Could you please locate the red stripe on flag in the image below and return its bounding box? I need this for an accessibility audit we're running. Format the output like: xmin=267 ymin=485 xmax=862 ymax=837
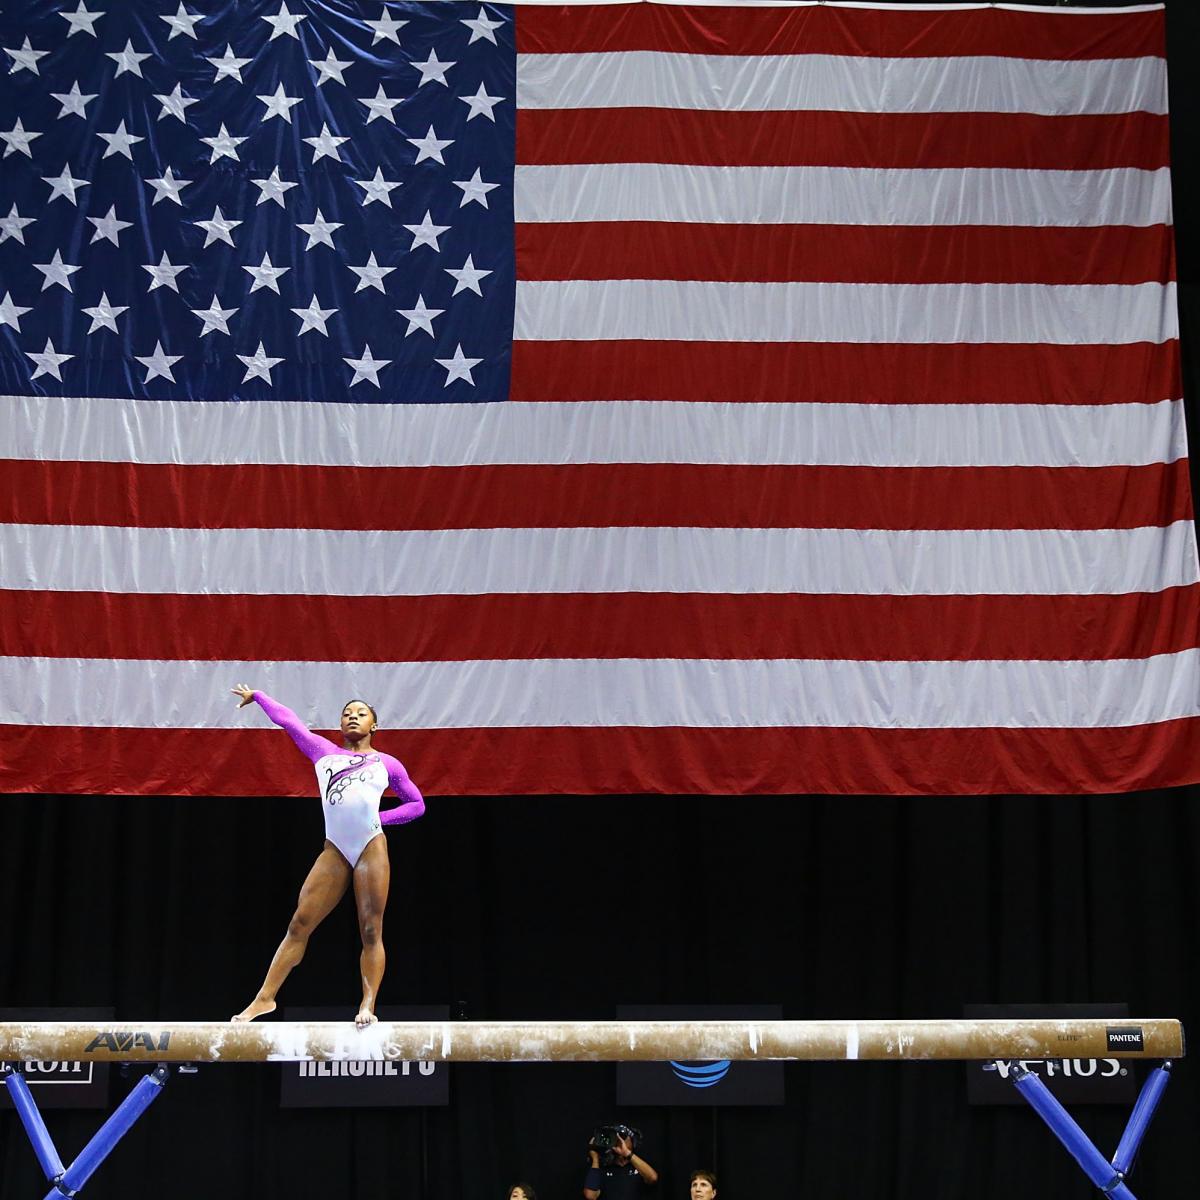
xmin=5 ymin=720 xmax=1198 ymax=796
xmin=514 ymin=4 xmax=1164 ymax=60
xmin=509 ymin=340 xmax=1181 ymax=405
xmin=516 ymin=222 xmax=1175 ymax=286
xmin=516 ymin=109 xmax=1171 ymax=171
xmin=3 ymin=461 xmax=1191 ymax=531
xmin=5 ymin=588 xmax=1198 ymax=663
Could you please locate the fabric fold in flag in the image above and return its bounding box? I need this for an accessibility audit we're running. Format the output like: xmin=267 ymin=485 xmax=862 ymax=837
xmin=1 ymin=1 xmax=1196 ymax=796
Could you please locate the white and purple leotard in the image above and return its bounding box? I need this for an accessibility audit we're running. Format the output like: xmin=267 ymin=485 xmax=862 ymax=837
xmin=252 ymin=691 xmax=425 ymax=866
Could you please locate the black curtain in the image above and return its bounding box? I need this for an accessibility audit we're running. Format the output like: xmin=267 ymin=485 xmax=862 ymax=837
xmin=0 ymin=787 xmax=1195 ymax=1200
xmin=4 ymin=2 xmax=1200 ymax=1198
xmin=1 ymin=794 xmax=1197 ymax=1200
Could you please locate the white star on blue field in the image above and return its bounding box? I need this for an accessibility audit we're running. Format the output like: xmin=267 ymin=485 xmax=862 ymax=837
xmin=0 ymin=2 xmax=515 ymax=401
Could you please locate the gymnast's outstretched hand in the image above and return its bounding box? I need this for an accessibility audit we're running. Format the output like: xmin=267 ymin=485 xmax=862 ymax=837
xmin=232 ymin=684 xmax=255 ymax=708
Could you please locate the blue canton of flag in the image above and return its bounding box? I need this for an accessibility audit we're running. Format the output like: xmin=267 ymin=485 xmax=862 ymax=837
xmin=0 ymin=0 xmax=515 ymax=402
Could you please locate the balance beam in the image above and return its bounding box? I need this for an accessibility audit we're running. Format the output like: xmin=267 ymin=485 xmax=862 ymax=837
xmin=2 ymin=1018 xmax=1182 ymax=1200
xmin=0 ymin=1018 xmax=1183 ymax=1063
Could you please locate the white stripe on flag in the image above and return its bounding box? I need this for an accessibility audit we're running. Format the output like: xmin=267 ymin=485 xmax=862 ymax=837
xmin=514 ymin=281 xmax=1178 ymax=345
xmin=0 ymin=397 xmax=1186 ymax=469
xmin=513 ymin=163 xmax=1173 ymax=227
xmin=3 ymin=523 xmax=1196 ymax=597
xmin=515 ymin=51 xmax=1167 ymax=116
xmin=4 ymin=652 xmax=1199 ymax=730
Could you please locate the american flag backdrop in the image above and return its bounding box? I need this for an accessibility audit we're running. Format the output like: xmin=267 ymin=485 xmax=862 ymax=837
xmin=0 ymin=1 xmax=1197 ymax=796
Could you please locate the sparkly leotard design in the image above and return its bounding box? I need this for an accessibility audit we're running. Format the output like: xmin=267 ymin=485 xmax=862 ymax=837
xmin=252 ymin=691 xmax=425 ymax=865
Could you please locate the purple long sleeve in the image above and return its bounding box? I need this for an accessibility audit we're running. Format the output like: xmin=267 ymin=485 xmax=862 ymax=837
xmin=252 ymin=691 xmax=339 ymax=764
xmin=379 ymin=754 xmax=425 ymax=826
xmin=253 ymin=691 xmax=424 ymax=825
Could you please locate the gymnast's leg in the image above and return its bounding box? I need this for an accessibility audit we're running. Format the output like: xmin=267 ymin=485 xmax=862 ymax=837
xmin=352 ymin=834 xmax=390 ymax=1029
xmin=232 ymin=842 xmax=351 ymax=1022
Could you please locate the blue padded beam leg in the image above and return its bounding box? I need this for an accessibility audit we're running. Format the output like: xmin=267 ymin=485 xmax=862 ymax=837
xmin=1111 ymin=1061 xmax=1173 ymax=1180
xmin=3 ymin=1066 xmax=67 ymax=1183
xmin=42 ymin=1066 xmax=169 ymax=1200
xmin=1009 ymin=1064 xmax=1137 ymax=1199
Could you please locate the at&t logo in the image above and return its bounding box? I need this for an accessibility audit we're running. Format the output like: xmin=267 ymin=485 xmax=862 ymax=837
xmin=670 ymin=1060 xmax=732 ymax=1088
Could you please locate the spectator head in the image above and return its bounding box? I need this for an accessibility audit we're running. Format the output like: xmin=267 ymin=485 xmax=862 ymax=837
xmin=508 ymin=1184 xmax=537 ymax=1200
xmin=689 ymin=1170 xmax=717 ymax=1199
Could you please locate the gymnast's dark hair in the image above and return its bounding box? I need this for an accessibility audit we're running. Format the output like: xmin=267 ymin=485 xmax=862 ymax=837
xmin=342 ymin=698 xmax=379 ymax=727
xmin=507 ymin=1185 xmax=537 ymax=1200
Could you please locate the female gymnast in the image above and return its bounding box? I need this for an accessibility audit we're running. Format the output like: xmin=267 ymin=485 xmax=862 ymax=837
xmin=229 ymin=686 xmax=425 ymax=1029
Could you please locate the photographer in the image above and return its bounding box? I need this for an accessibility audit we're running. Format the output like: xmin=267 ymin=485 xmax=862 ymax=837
xmin=583 ymin=1124 xmax=658 ymax=1199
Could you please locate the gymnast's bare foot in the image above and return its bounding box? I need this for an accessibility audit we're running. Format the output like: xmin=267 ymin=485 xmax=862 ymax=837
xmin=355 ymin=1006 xmax=377 ymax=1030
xmin=231 ymin=997 xmax=276 ymax=1022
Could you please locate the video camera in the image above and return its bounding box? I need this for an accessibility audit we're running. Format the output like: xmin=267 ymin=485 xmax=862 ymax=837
xmin=591 ymin=1123 xmax=642 ymax=1168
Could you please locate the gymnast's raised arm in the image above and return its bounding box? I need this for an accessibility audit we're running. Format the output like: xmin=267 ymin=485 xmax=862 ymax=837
xmin=231 ymin=684 xmax=339 ymax=763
